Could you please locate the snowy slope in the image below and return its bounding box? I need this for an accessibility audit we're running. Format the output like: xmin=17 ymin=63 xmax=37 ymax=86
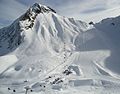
xmin=0 ymin=3 xmax=120 ymax=94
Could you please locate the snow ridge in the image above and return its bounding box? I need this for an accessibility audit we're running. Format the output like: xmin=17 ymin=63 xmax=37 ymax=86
xmin=0 ymin=3 xmax=57 ymax=56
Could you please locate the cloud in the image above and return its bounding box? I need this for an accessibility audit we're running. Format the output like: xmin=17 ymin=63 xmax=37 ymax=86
xmin=0 ymin=0 xmax=120 ymax=28
xmin=81 ymin=8 xmax=106 ymax=14
xmin=15 ymin=0 xmax=41 ymax=6
xmin=45 ymin=0 xmax=120 ymax=22
xmin=0 ymin=0 xmax=28 ymax=27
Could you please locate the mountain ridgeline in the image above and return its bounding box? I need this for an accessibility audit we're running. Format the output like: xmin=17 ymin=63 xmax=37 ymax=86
xmin=0 ymin=3 xmax=57 ymax=56
xmin=0 ymin=3 xmax=87 ymax=56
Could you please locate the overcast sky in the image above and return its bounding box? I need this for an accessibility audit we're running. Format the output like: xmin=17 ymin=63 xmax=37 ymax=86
xmin=0 ymin=0 xmax=120 ymax=28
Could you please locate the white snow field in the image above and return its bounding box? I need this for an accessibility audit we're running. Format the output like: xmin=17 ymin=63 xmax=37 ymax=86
xmin=0 ymin=3 xmax=120 ymax=94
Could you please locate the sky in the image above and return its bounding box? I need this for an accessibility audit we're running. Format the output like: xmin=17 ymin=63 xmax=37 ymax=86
xmin=0 ymin=0 xmax=120 ymax=28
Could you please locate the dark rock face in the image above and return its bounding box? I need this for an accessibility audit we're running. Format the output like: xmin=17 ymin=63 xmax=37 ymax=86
xmin=0 ymin=3 xmax=56 ymax=56
xmin=32 ymin=3 xmax=41 ymax=14
xmin=0 ymin=22 xmax=24 ymax=56
xmin=47 ymin=6 xmax=56 ymax=13
xmin=20 ymin=3 xmax=56 ymax=30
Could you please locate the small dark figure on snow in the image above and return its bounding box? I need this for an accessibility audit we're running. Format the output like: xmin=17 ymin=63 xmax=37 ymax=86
xmin=8 ymin=88 xmax=10 ymax=90
xmin=63 ymin=69 xmax=72 ymax=75
xmin=13 ymin=90 xmax=16 ymax=92
xmin=89 ymin=21 xmax=94 ymax=25
xmin=111 ymin=23 xmax=115 ymax=26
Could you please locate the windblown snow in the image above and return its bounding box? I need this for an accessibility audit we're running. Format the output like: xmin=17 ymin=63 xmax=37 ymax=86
xmin=0 ymin=3 xmax=120 ymax=94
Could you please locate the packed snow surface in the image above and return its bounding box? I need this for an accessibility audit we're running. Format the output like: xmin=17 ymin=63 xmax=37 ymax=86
xmin=0 ymin=3 xmax=120 ymax=94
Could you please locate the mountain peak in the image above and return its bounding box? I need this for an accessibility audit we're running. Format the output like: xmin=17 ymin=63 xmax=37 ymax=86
xmin=0 ymin=3 xmax=87 ymax=56
xmin=31 ymin=3 xmax=56 ymax=14
xmin=19 ymin=3 xmax=56 ymax=30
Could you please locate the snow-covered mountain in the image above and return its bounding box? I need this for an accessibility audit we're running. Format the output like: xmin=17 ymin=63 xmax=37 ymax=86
xmin=0 ymin=3 xmax=120 ymax=94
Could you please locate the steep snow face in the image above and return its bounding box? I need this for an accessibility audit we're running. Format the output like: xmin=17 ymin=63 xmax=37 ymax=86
xmin=1 ymin=3 xmax=120 ymax=94
xmin=32 ymin=13 xmax=87 ymax=55
xmin=94 ymin=16 xmax=120 ymax=75
xmin=0 ymin=21 xmax=24 ymax=56
xmin=0 ymin=3 xmax=57 ymax=56
xmin=95 ymin=16 xmax=120 ymax=50
xmin=0 ymin=3 xmax=88 ymax=56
